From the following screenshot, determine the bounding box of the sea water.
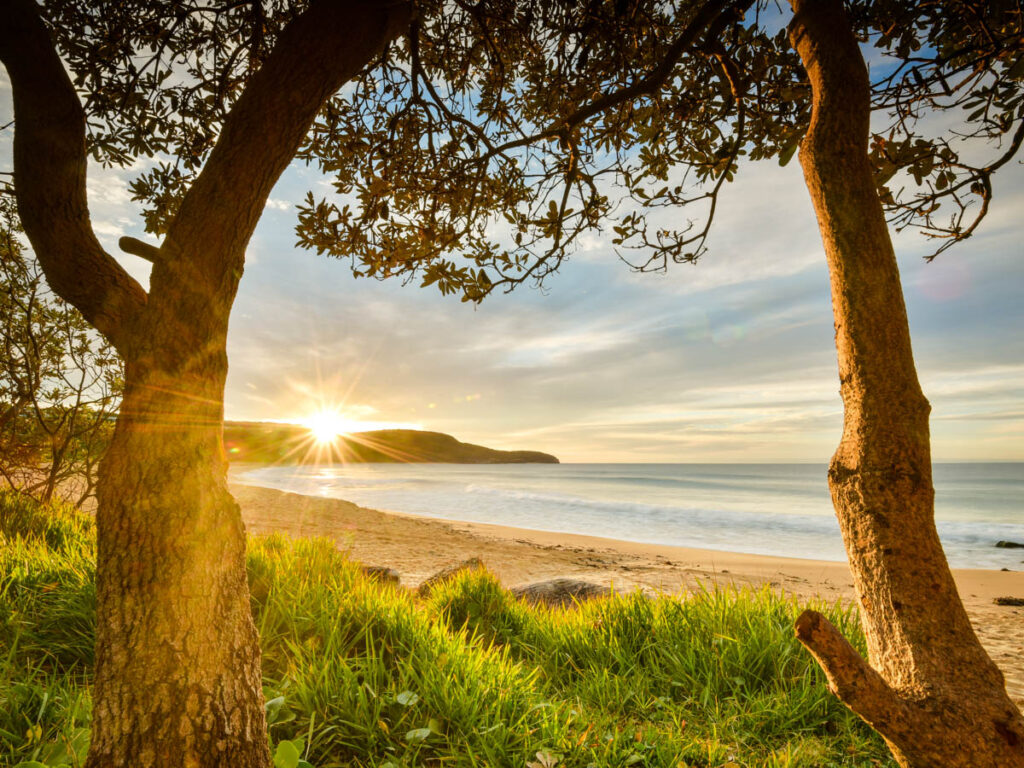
[236,462,1024,570]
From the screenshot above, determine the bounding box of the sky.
[2,66,1023,464]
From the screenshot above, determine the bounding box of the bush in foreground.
[0,492,892,767]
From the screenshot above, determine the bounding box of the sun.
[303,410,350,444]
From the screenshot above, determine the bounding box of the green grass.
[0,491,894,767]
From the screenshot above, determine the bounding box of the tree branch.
[795,610,909,736]
[478,0,747,165]
[162,0,413,291]
[0,0,147,354]
[118,236,162,263]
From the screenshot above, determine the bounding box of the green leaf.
[68,728,90,762]
[395,690,419,707]
[38,740,71,765]
[265,695,285,713]
[273,740,302,768]
[265,696,296,726]
[1007,56,1024,80]
[405,727,432,743]
[778,137,800,167]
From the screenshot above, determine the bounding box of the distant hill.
[223,422,559,464]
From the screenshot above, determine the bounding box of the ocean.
[236,462,1024,570]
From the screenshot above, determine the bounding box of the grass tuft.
[0,492,893,767]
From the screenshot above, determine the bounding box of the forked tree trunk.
[787,2,1024,766]
[89,348,268,767]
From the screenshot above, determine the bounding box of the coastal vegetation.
[1,493,893,768]
[0,200,121,507]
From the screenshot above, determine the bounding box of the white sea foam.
[237,463,1024,569]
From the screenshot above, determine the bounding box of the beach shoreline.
[229,477,1024,706]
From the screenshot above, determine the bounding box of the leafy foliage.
[294,0,806,299]
[864,0,1024,255]
[0,201,122,506]
[10,1,1019,302]
[292,0,1023,299]
[41,0,309,234]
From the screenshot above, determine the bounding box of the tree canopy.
[288,0,1022,298]
[6,1,1017,294]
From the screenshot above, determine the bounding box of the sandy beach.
[230,478,1024,707]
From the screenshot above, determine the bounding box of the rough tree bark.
[787,1,1024,766]
[0,1,410,766]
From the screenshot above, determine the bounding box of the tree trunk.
[0,1,412,764]
[787,2,1024,766]
[88,342,269,768]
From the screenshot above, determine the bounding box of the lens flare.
[303,410,350,444]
